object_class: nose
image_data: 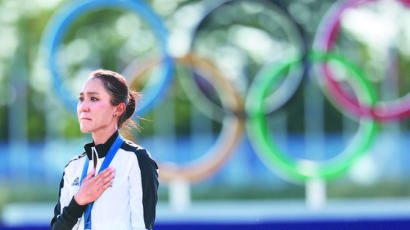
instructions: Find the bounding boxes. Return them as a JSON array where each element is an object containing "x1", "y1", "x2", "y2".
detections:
[{"x1": 77, "y1": 99, "x2": 90, "y2": 114}]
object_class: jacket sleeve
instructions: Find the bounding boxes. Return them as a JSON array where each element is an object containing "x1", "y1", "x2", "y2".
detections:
[
  {"x1": 129, "y1": 149, "x2": 159, "y2": 230},
  {"x1": 50, "y1": 171, "x2": 87, "y2": 230}
]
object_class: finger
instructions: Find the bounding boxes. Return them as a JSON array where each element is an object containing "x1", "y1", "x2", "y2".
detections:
[
  {"x1": 95, "y1": 180, "x2": 112, "y2": 196},
  {"x1": 100, "y1": 167, "x2": 115, "y2": 177},
  {"x1": 84, "y1": 168, "x2": 96, "y2": 181},
  {"x1": 94, "y1": 171, "x2": 114, "y2": 187},
  {"x1": 101, "y1": 181, "x2": 113, "y2": 191},
  {"x1": 95, "y1": 167, "x2": 115, "y2": 181},
  {"x1": 95, "y1": 171, "x2": 114, "y2": 188},
  {"x1": 100, "y1": 172, "x2": 115, "y2": 185}
]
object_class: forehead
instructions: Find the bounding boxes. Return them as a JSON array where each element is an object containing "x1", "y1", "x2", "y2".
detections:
[{"x1": 80, "y1": 78, "x2": 108, "y2": 95}]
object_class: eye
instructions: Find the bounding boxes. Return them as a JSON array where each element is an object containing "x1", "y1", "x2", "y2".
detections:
[
  {"x1": 78, "y1": 96, "x2": 84, "y2": 102},
  {"x1": 91, "y1": 96, "x2": 99, "y2": 102}
]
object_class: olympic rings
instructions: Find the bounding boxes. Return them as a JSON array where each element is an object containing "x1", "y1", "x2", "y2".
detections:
[
  {"x1": 126, "y1": 53, "x2": 244, "y2": 183},
  {"x1": 246, "y1": 50, "x2": 378, "y2": 181},
  {"x1": 41, "y1": 0, "x2": 173, "y2": 116},
  {"x1": 177, "y1": 56, "x2": 242, "y2": 122},
  {"x1": 189, "y1": 0, "x2": 309, "y2": 118},
  {"x1": 314, "y1": 0, "x2": 410, "y2": 121},
  {"x1": 40, "y1": 0, "x2": 410, "y2": 184}
]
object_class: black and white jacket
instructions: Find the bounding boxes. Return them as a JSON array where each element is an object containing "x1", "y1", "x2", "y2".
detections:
[{"x1": 50, "y1": 131, "x2": 159, "y2": 230}]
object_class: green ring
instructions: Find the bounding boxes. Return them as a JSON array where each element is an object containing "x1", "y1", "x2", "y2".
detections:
[{"x1": 245, "y1": 50, "x2": 378, "y2": 181}]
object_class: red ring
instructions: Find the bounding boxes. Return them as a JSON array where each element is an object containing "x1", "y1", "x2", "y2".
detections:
[{"x1": 316, "y1": 0, "x2": 410, "y2": 121}]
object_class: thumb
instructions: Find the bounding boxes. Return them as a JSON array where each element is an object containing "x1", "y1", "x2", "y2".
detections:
[{"x1": 84, "y1": 168, "x2": 95, "y2": 181}]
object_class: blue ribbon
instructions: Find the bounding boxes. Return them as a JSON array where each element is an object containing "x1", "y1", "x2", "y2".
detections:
[{"x1": 80, "y1": 134, "x2": 124, "y2": 229}]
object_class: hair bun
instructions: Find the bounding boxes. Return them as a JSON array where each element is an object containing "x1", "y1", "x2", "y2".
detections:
[{"x1": 125, "y1": 90, "x2": 138, "y2": 119}]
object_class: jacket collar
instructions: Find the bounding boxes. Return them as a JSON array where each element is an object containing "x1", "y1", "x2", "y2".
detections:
[{"x1": 84, "y1": 130, "x2": 119, "y2": 159}]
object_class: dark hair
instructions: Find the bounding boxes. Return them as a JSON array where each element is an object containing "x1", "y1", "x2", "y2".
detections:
[{"x1": 90, "y1": 69, "x2": 139, "y2": 128}]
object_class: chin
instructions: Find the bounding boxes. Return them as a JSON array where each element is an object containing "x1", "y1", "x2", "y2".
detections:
[{"x1": 79, "y1": 126, "x2": 92, "y2": 133}]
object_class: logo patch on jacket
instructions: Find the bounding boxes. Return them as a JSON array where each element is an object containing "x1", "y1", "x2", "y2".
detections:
[{"x1": 72, "y1": 177, "x2": 80, "y2": 186}]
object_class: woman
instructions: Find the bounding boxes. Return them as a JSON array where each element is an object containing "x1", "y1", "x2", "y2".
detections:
[{"x1": 50, "y1": 69, "x2": 159, "y2": 230}]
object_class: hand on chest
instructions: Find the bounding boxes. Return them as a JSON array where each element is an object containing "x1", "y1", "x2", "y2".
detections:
[{"x1": 70, "y1": 153, "x2": 131, "y2": 198}]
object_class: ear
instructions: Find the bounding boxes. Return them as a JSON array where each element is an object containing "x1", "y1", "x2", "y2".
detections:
[{"x1": 115, "y1": 103, "x2": 126, "y2": 117}]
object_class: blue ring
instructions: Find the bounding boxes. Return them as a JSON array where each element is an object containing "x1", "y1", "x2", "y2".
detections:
[{"x1": 41, "y1": 0, "x2": 173, "y2": 116}]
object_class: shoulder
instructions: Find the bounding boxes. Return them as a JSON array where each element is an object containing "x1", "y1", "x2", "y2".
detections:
[
  {"x1": 120, "y1": 140, "x2": 157, "y2": 169},
  {"x1": 64, "y1": 152, "x2": 87, "y2": 169},
  {"x1": 120, "y1": 140, "x2": 151, "y2": 157}
]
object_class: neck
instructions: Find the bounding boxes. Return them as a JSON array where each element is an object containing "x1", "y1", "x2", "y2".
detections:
[{"x1": 92, "y1": 125, "x2": 118, "y2": 145}]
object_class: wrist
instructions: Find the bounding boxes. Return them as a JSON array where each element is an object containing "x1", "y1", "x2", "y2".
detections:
[{"x1": 74, "y1": 193, "x2": 87, "y2": 205}]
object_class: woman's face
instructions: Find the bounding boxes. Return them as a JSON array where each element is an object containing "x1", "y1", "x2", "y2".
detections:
[{"x1": 77, "y1": 78, "x2": 116, "y2": 133}]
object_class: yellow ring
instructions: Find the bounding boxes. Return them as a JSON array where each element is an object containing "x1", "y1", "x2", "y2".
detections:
[{"x1": 124, "y1": 53, "x2": 245, "y2": 183}]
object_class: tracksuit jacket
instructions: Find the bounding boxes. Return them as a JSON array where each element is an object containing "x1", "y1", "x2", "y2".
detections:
[{"x1": 50, "y1": 131, "x2": 159, "y2": 230}]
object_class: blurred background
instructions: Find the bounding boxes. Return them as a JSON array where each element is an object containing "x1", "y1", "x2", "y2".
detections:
[{"x1": 1, "y1": 0, "x2": 410, "y2": 229}]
